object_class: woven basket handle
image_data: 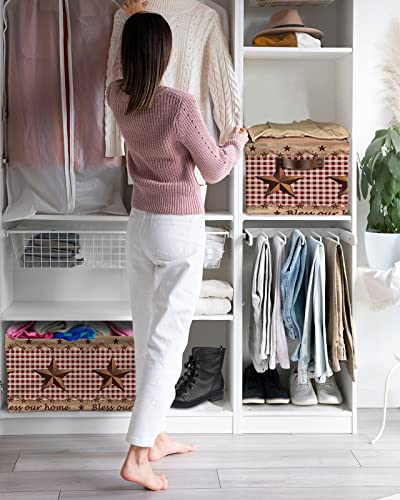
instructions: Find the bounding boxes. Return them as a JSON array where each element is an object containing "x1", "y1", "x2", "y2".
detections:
[{"x1": 276, "y1": 157, "x2": 324, "y2": 171}]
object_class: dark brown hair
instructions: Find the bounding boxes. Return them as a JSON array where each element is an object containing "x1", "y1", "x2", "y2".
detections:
[{"x1": 121, "y1": 12, "x2": 172, "y2": 113}]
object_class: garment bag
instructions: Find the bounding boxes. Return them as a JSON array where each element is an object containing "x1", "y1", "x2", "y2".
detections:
[
  {"x1": 3, "y1": 0, "x2": 126, "y2": 220},
  {"x1": 67, "y1": 0, "x2": 125, "y2": 215},
  {"x1": 4, "y1": 0, "x2": 70, "y2": 219}
]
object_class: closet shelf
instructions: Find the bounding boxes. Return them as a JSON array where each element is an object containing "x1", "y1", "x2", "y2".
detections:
[
  {"x1": 243, "y1": 214, "x2": 352, "y2": 222},
  {"x1": 22, "y1": 211, "x2": 234, "y2": 222},
  {"x1": 1, "y1": 301, "x2": 234, "y2": 322},
  {"x1": 0, "y1": 401, "x2": 232, "y2": 419},
  {"x1": 243, "y1": 47, "x2": 353, "y2": 61},
  {"x1": 242, "y1": 403, "x2": 352, "y2": 418}
]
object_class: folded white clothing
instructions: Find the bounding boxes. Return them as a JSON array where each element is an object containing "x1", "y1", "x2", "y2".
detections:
[
  {"x1": 296, "y1": 32, "x2": 322, "y2": 49},
  {"x1": 200, "y1": 280, "x2": 234, "y2": 300},
  {"x1": 195, "y1": 297, "x2": 232, "y2": 316}
]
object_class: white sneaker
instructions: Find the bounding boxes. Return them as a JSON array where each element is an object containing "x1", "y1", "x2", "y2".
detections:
[
  {"x1": 289, "y1": 371, "x2": 318, "y2": 406},
  {"x1": 315, "y1": 376, "x2": 343, "y2": 405}
]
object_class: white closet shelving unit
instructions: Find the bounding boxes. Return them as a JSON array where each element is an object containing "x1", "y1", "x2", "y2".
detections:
[{"x1": 0, "y1": 0, "x2": 357, "y2": 435}]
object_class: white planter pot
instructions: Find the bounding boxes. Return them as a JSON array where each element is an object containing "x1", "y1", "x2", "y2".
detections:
[{"x1": 365, "y1": 231, "x2": 400, "y2": 270}]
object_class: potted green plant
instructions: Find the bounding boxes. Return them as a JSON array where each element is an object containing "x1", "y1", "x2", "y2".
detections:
[{"x1": 358, "y1": 125, "x2": 400, "y2": 270}]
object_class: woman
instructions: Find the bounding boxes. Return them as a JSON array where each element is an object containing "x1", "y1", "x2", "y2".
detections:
[{"x1": 107, "y1": 0, "x2": 248, "y2": 491}]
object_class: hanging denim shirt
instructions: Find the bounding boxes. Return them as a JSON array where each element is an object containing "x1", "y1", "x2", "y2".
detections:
[
  {"x1": 281, "y1": 229, "x2": 307, "y2": 361},
  {"x1": 298, "y1": 235, "x2": 333, "y2": 384}
]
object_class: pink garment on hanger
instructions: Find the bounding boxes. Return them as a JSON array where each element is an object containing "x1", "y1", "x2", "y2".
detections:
[
  {"x1": 4, "y1": 0, "x2": 126, "y2": 221},
  {"x1": 67, "y1": 0, "x2": 126, "y2": 215},
  {"x1": 4, "y1": 0, "x2": 70, "y2": 219}
]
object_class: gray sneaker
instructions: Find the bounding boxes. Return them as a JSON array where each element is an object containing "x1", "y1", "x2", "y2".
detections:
[
  {"x1": 290, "y1": 371, "x2": 318, "y2": 406},
  {"x1": 315, "y1": 376, "x2": 343, "y2": 405}
]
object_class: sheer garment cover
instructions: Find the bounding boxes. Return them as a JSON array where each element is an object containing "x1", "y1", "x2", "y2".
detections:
[{"x1": 4, "y1": 0, "x2": 126, "y2": 221}]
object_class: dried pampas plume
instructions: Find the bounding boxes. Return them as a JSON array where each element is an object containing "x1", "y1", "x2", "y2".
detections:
[{"x1": 383, "y1": 18, "x2": 400, "y2": 123}]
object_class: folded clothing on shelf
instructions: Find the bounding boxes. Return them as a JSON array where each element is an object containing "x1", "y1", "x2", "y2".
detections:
[
  {"x1": 195, "y1": 280, "x2": 233, "y2": 316},
  {"x1": 6, "y1": 321, "x2": 133, "y2": 340},
  {"x1": 253, "y1": 32, "x2": 321, "y2": 49},
  {"x1": 195, "y1": 298, "x2": 232, "y2": 316},
  {"x1": 200, "y1": 280, "x2": 234, "y2": 301},
  {"x1": 247, "y1": 120, "x2": 350, "y2": 142},
  {"x1": 21, "y1": 232, "x2": 83, "y2": 268}
]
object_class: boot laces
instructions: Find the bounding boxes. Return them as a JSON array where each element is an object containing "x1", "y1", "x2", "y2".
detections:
[{"x1": 176, "y1": 356, "x2": 200, "y2": 395}]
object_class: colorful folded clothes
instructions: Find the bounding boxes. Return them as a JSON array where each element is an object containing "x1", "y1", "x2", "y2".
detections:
[
  {"x1": 6, "y1": 321, "x2": 134, "y2": 340},
  {"x1": 54, "y1": 326, "x2": 96, "y2": 341}
]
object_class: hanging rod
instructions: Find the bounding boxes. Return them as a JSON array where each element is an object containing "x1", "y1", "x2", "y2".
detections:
[{"x1": 243, "y1": 227, "x2": 357, "y2": 247}]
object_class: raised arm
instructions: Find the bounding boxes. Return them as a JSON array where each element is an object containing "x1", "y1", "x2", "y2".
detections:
[{"x1": 178, "y1": 95, "x2": 248, "y2": 184}]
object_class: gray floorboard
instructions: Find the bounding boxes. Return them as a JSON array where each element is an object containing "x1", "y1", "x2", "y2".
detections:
[
  {"x1": 0, "y1": 410, "x2": 400, "y2": 499},
  {"x1": 58, "y1": 487, "x2": 400, "y2": 500},
  {"x1": 14, "y1": 449, "x2": 358, "y2": 471}
]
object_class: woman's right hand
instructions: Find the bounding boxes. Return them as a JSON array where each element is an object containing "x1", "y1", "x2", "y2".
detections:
[
  {"x1": 233, "y1": 126, "x2": 249, "y2": 143},
  {"x1": 122, "y1": 0, "x2": 148, "y2": 16}
]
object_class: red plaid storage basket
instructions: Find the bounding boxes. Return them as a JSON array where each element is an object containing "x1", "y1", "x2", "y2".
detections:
[
  {"x1": 6, "y1": 336, "x2": 135, "y2": 412},
  {"x1": 245, "y1": 142, "x2": 349, "y2": 216}
]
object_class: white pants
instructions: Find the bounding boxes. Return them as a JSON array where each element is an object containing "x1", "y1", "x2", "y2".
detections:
[{"x1": 126, "y1": 209, "x2": 205, "y2": 447}]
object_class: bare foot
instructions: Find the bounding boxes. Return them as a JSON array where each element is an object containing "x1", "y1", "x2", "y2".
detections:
[
  {"x1": 149, "y1": 432, "x2": 195, "y2": 462},
  {"x1": 120, "y1": 451, "x2": 168, "y2": 491}
]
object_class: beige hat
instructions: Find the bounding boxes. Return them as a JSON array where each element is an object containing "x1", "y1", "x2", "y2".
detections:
[{"x1": 253, "y1": 9, "x2": 324, "y2": 41}]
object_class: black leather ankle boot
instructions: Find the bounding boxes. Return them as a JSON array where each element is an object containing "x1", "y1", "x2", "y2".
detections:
[{"x1": 172, "y1": 346, "x2": 225, "y2": 409}]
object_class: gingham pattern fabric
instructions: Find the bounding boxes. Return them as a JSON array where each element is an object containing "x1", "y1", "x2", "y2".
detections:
[
  {"x1": 6, "y1": 340, "x2": 135, "y2": 402},
  {"x1": 245, "y1": 154, "x2": 349, "y2": 212}
]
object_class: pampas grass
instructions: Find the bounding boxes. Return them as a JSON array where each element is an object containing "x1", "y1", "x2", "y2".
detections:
[{"x1": 383, "y1": 18, "x2": 400, "y2": 123}]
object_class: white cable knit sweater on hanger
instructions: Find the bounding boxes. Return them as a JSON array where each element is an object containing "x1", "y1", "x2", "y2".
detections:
[{"x1": 104, "y1": 0, "x2": 241, "y2": 158}]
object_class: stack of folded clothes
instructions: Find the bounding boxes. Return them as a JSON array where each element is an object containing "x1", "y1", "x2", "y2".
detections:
[
  {"x1": 195, "y1": 280, "x2": 234, "y2": 316},
  {"x1": 21, "y1": 233, "x2": 84, "y2": 268},
  {"x1": 6, "y1": 321, "x2": 133, "y2": 341}
]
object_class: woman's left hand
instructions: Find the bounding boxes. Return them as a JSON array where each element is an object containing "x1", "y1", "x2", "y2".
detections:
[{"x1": 122, "y1": 0, "x2": 148, "y2": 16}]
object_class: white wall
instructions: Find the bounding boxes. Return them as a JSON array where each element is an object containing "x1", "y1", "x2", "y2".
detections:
[{"x1": 354, "y1": 0, "x2": 400, "y2": 407}]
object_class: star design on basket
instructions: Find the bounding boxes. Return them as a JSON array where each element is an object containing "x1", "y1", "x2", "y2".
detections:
[
  {"x1": 93, "y1": 358, "x2": 132, "y2": 391},
  {"x1": 34, "y1": 358, "x2": 73, "y2": 391},
  {"x1": 329, "y1": 175, "x2": 348, "y2": 197},
  {"x1": 256, "y1": 167, "x2": 303, "y2": 198},
  {"x1": 249, "y1": 145, "x2": 256, "y2": 152},
  {"x1": 284, "y1": 145, "x2": 291, "y2": 152}
]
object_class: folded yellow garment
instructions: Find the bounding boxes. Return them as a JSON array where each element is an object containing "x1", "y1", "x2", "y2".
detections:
[
  {"x1": 247, "y1": 119, "x2": 350, "y2": 142},
  {"x1": 253, "y1": 32, "x2": 298, "y2": 48}
]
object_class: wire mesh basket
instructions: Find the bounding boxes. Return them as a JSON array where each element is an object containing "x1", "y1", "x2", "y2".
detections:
[
  {"x1": 8, "y1": 223, "x2": 127, "y2": 270},
  {"x1": 8, "y1": 223, "x2": 230, "y2": 271},
  {"x1": 204, "y1": 226, "x2": 229, "y2": 269},
  {"x1": 250, "y1": 0, "x2": 334, "y2": 6}
]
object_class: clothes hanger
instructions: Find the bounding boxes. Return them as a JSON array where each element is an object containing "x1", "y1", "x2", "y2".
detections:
[{"x1": 310, "y1": 231, "x2": 322, "y2": 243}]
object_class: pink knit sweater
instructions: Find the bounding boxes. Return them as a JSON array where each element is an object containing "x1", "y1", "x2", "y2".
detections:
[{"x1": 106, "y1": 82, "x2": 245, "y2": 214}]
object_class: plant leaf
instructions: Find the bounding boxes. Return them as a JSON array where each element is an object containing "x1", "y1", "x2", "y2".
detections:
[
  {"x1": 388, "y1": 154, "x2": 400, "y2": 180},
  {"x1": 390, "y1": 198, "x2": 400, "y2": 229},
  {"x1": 360, "y1": 171, "x2": 369, "y2": 199},
  {"x1": 391, "y1": 129, "x2": 400, "y2": 154},
  {"x1": 363, "y1": 137, "x2": 384, "y2": 164}
]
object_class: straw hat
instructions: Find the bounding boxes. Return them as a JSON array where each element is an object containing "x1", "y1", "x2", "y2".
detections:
[{"x1": 253, "y1": 9, "x2": 324, "y2": 41}]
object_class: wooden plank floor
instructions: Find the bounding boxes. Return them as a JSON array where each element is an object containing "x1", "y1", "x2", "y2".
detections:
[{"x1": 0, "y1": 409, "x2": 399, "y2": 500}]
